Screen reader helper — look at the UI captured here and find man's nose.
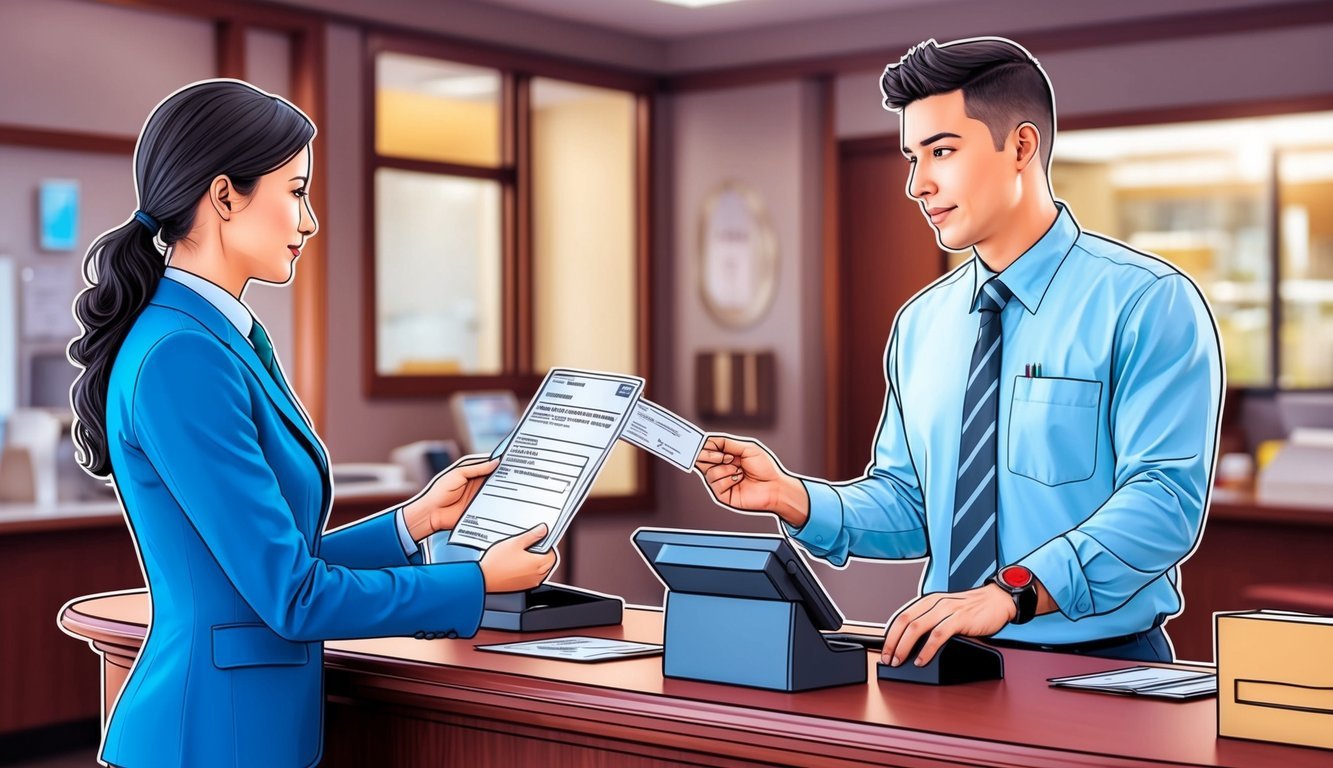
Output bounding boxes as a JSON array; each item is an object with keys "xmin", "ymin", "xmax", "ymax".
[{"xmin": 908, "ymin": 163, "xmax": 933, "ymax": 201}]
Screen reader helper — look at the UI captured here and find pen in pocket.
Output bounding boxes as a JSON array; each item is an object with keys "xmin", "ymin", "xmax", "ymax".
[{"xmin": 1024, "ymin": 363, "xmax": 1042, "ymax": 378}]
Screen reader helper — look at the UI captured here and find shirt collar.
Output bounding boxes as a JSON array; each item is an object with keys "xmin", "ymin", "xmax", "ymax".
[
  {"xmin": 969, "ymin": 203, "xmax": 1079, "ymax": 315},
  {"xmin": 162, "ymin": 266, "xmax": 255, "ymax": 341}
]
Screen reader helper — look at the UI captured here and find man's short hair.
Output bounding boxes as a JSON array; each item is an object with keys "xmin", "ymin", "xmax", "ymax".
[{"xmin": 881, "ymin": 37, "xmax": 1055, "ymax": 169}]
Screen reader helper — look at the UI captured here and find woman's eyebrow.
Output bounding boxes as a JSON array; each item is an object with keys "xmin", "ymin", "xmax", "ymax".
[{"xmin": 289, "ymin": 175, "xmax": 308, "ymax": 183}]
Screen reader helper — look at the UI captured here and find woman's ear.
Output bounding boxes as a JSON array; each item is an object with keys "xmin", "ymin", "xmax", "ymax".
[{"xmin": 208, "ymin": 175, "xmax": 233, "ymax": 221}]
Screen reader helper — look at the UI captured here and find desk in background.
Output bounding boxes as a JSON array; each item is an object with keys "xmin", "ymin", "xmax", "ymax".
[
  {"xmin": 61, "ymin": 590, "xmax": 1331, "ymax": 768},
  {"xmin": 1173, "ymin": 490, "xmax": 1333, "ymax": 661}
]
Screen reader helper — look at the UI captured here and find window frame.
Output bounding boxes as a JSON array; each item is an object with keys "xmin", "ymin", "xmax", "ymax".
[{"xmin": 361, "ymin": 32, "xmax": 657, "ymax": 510}]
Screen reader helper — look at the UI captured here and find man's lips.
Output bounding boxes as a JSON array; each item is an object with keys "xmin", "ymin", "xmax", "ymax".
[{"xmin": 927, "ymin": 206, "xmax": 955, "ymax": 224}]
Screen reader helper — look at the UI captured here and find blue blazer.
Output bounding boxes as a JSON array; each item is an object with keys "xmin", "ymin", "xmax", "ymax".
[{"xmin": 100, "ymin": 279, "xmax": 484, "ymax": 768}]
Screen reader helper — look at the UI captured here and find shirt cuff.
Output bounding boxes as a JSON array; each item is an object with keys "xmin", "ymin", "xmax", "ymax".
[
  {"xmin": 783, "ymin": 480, "xmax": 843, "ymax": 557},
  {"xmin": 394, "ymin": 507, "xmax": 420, "ymax": 559},
  {"xmin": 1018, "ymin": 532, "xmax": 1094, "ymax": 620}
]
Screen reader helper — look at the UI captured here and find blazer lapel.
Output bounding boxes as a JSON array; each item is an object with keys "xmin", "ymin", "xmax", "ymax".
[{"xmin": 149, "ymin": 279, "xmax": 329, "ymax": 472}]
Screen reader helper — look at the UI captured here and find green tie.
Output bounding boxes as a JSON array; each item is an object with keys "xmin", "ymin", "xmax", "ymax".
[{"xmin": 247, "ymin": 321, "xmax": 280, "ymax": 381}]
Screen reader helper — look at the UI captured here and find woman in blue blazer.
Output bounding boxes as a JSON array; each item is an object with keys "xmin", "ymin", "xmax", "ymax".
[{"xmin": 68, "ymin": 80, "xmax": 556, "ymax": 768}]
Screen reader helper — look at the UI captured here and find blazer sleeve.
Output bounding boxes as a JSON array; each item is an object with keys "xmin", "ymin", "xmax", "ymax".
[
  {"xmin": 319, "ymin": 510, "xmax": 423, "ymax": 569},
  {"xmin": 129, "ymin": 330, "xmax": 483, "ymax": 642}
]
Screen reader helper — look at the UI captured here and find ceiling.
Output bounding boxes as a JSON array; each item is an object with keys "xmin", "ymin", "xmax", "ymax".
[{"xmin": 469, "ymin": 0, "xmax": 941, "ymax": 39}]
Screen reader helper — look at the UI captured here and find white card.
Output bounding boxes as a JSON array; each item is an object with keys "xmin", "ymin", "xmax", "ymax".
[{"xmin": 622, "ymin": 398, "xmax": 706, "ymax": 472}]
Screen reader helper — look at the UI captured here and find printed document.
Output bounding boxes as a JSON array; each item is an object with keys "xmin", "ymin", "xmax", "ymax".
[{"xmin": 449, "ymin": 369, "xmax": 644, "ymax": 553}]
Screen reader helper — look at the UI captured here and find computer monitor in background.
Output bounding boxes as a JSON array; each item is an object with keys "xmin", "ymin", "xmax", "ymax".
[{"xmin": 449, "ymin": 390, "xmax": 520, "ymax": 455}]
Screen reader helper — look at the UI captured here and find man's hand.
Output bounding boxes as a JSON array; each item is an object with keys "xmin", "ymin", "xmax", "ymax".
[
  {"xmin": 881, "ymin": 585, "xmax": 1017, "ymax": 667},
  {"xmin": 693, "ymin": 435, "xmax": 809, "ymax": 528},
  {"xmin": 402, "ymin": 456, "xmax": 500, "ymax": 541}
]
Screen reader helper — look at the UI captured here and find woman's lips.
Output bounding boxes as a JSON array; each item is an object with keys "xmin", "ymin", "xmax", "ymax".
[{"xmin": 289, "ymin": 246, "xmax": 301, "ymax": 258}]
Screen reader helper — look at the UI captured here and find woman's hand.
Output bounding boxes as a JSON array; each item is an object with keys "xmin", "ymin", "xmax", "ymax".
[
  {"xmin": 479, "ymin": 524, "xmax": 558, "ymax": 593},
  {"xmin": 402, "ymin": 456, "xmax": 500, "ymax": 542}
]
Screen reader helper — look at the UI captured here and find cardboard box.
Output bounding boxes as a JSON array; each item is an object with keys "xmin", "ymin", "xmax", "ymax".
[{"xmin": 1217, "ymin": 610, "xmax": 1333, "ymax": 751}]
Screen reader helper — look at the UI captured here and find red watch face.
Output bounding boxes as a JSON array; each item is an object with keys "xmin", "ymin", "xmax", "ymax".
[{"xmin": 1000, "ymin": 565, "xmax": 1033, "ymax": 589}]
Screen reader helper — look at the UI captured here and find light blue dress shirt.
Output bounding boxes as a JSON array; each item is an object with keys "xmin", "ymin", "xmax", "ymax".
[
  {"xmin": 790, "ymin": 205, "xmax": 1223, "ymax": 644},
  {"xmin": 162, "ymin": 267, "xmax": 419, "ymax": 558}
]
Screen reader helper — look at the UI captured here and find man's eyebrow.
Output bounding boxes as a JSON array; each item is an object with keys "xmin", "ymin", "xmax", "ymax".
[{"xmin": 917, "ymin": 131, "xmax": 961, "ymax": 147}]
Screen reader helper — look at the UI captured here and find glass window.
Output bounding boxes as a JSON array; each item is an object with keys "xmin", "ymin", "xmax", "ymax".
[
  {"xmin": 530, "ymin": 78, "xmax": 639, "ymax": 496},
  {"xmin": 375, "ymin": 53, "xmax": 501, "ymax": 167},
  {"xmin": 374, "ymin": 169, "xmax": 502, "ymax": 376},
  {"xmin": 1279, "ymin": 147, "xmax": 1333, "ymax": 388},
  {"xmin": 1055, "ymin": 112, "xmax": 1333, "ymax": 390}
]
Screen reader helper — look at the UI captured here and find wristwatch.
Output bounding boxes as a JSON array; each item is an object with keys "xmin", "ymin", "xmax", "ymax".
[{"xmin": 992, "ymin": 565, "xmax": 1038, "ymax": 625}]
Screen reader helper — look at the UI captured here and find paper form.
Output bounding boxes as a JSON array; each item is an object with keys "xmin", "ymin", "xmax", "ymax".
[
  {"xmin": 475, "ymin": 636, "xmax": 663, "ymax": 662},
  {"xmin": 449, "ymin": 368, "xmax": 644, "ymax": 553}
]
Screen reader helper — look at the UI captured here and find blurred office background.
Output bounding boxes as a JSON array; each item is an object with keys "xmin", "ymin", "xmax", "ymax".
[{"xmin": 1, "ymin": 0, "xmax": 1331, "ymax": 763}]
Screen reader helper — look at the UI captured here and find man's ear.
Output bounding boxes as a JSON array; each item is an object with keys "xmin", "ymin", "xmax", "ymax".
[
  {"xmin": 208, "ymin": 175, "xmax": 233, "ymax": 221},
  {"xmin": 1014, "ymin": 122, "xmax": 1041, "ymax": 172}
]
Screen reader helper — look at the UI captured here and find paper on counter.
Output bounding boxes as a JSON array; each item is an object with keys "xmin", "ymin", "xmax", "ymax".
[
  {"xmin": 621, "ymin": 398, "xmax": 706, "ymax": 472},
  {"xmin": 1048, "ymin": 665, "xmax": 1216, "ymax": 700},
  {"xmin": 475, "ymin": 636, "xmax": 663, "ymax": 662}
]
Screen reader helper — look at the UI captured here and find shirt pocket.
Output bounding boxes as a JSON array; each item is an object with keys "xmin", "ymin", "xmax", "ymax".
[{"xmin": 1007, "ymin": 376, "xmax": 1102, "ymax": 486}]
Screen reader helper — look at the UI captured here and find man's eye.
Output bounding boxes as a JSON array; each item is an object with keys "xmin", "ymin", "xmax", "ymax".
[{"xmin": 932, "ymin": 147, "xmax": 954, "ymax": 158}]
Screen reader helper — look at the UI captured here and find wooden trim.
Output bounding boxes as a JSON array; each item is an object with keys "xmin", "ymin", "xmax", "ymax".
[
  {"xmin": 362, "ymin": 30, "xmax": 381, "ymax": 400},
  {"xmin": 0, "ymin": 124, "xmax": 136, "ymax": 155},
  {"xmin": 291, "ymin": 22, "xmax": 328, "ymax": 433},
  {"xmin": 215, "ymin": 18, "xmax": 246, "ymax": 79},
  {"xmin": 665, "ymin": 0, "xmax": 1333, "ymax": 92},
  {"xmin": 633, "ymin": 91, "xmax": 656, "ymax": 512},
  {"xmin": 818, "ymin": 76, "xmax": 842, "ymax": 479},
  {"xmin": 501, "ymin": 73, "xmax": 520, "ymax": 373},
  {"xmin": 368, "ymin": 30, "xmax": 657, "ymax": 94},
  {"xmin": 513, "ymin": 75, "xmax": 534, "ymax": 374},
  {"xmin": 374, "ymin": 155, "xmax": 514, "ymax": 183}
]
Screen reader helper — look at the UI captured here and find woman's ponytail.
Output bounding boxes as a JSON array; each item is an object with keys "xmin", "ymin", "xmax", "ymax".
[{"xmin": 69, "ymin": 218, "xmax": 166, "ymax": 476}]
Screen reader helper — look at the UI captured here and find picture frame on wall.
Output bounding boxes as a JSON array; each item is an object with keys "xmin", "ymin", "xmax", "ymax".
[{"xmin": 38, "ymin": 179, "xmax": 79, "ymax": 252}]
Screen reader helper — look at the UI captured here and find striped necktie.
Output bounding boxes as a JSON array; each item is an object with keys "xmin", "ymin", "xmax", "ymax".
[{"xmin": 948, "ymin": 277, "xmax": 1012, "ymax": 591}]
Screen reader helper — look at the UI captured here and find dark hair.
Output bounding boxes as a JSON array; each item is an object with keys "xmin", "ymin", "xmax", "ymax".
[
  {"xmin": 880, "ymin": 37, "xmax": 1055, "ymax": 169},
  {"xmin": 69, "ymin": 80, "xmax": 315, "ymax": 477}
]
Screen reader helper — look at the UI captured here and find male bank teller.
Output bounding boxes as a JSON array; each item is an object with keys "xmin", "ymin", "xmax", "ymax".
[{"xmin": 694, "ymin": 37, "xmax": 1222, "ymax": 669}]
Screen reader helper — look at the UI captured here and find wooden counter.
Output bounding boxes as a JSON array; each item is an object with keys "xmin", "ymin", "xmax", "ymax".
[
  {"xmin": 0, "ymin": 488, "xmax": 407, "ymax": 741},
  {"xmin": 60, "ymin": 590, "xmax": 1332, "ymax": 768}
]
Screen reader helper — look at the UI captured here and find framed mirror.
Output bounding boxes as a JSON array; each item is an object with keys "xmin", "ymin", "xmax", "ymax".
[{"xmin": 698, "ymin": 181, "xmax": 778, "ymax": 328}]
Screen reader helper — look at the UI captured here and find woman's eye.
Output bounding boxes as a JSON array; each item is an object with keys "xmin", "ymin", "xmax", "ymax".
[{"xmin": 293, "ymin": 189, "xmax": 308, "ymax": 198}]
